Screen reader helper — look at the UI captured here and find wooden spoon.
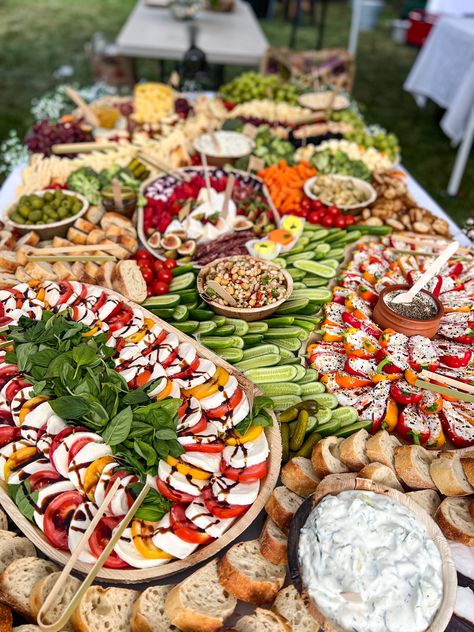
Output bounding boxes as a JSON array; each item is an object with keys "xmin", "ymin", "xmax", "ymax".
[
  {"xmin": 65, "ymin": 87, "xmax": 100, "ymax": 128},
  {"xmin": 206, "ymin": 280, "xmax": 237, "ymax": 306}
]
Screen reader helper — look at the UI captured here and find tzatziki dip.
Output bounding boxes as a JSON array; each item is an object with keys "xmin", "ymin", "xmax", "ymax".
[
  {"xmin": 194, "ymin": 131, "xmax": 254, "ymax": 158},
  {"xmin": 298, "ymin": 490, "xmax": 443, "ymax": 632}
]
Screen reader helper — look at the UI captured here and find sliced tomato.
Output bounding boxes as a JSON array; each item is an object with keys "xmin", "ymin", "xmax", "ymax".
[
  {"xmin": 132, "ymin": 369, "xmax": 152, "ymax": 389},
  {"xmin": 67, "ymin": 437, "xmax": 94, "ymax": 465},
  {"xmin": 49, "ymin": 426, "xmax": 87, "ymax": 471},
  {"xmin": 0, "ymin": 425, "xmax": 21, "ymax": 448},
  {"xmin": 180, "ymin": 415, "xmax": 207, "ymax": 436},
  {"xmin": 91, "ymin": 292, "xmax": 110, "ymax": 314},
  {"xmin": 0, "ymin": 366, "xmax": 18, "ymax": 390},
  {"xmin": 170, "ymin": 504, "xmax": 214, "ymax": 545},
  {"xmin": 184, "ymin": 440, "xmax": 225, "ymax": 453},
  {"xmin": 206, "ymin": 388, "xmax": 243, "ymax": 419},
  {"xmin": 56, "ymin": 281, "xmax": 74, "ymax": 305},
  {"xmin": 220, "ymin": 459, "xmax": 268, "ymax": 483},
  {"xmin": 44, "ymin": 490, "xmax": 84, "ymax": 550},
  {"xmin": 29, "ymin": 469, "xmax": 62, "ymax": 491},
  {"xmin": 107, "ymin": 307, "xmax": 134, "ymax": 332},
  {"xmin": 0, "ymin": 410, "xmax": 13, "ymax": 426},
  {"xmin": 161, "ymin": 349, "xmax": 178, "ymax": 369},
  {"xmin": 4, "ymin": 378, "xmax": 30, "ymax": 402},
  {"xmin": 156, "ymin": 477, "xmax": 195, "ymax": 504},
  {"xmin": 171, "ymin": 356, "xmax": 200, "ymax": 380},
  {"xmin": 89, "ymin": 516, "xmax": 129, "ymax": 568},
  {"xmin": 201, "ymin": 485, "xmax": 249, "ymax": 519}
]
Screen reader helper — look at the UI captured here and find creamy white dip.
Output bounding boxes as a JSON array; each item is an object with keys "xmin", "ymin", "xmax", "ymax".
[
  {"xmin": 298, "ymin": 490, "xmax": 443, "ymax": 632},
  {"xmin": 194, "ymin": 131, "xmax": 254, "ymax": 158}
]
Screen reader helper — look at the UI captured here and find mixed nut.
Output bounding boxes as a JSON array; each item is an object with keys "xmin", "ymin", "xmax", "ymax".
[{"xmin": 309, "ymin": 174, "xmax": 372, "ymax": 208}]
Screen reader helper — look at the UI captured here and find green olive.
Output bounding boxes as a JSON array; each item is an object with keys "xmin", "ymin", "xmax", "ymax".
[
  {"xmin": 50, "ymin": 199, "xmax": 60, "ymax": 209},
  {"xmin": 30, "ymin": 197, "xmax": 44, "ymax": 209},
  {"xmin": 18, "ymin": 206, "xmax": 30, "ymax": 218},
  {"xmin": 57, "ymin": 207, "xmax": 69, "ymax": 219},
  {"xmin": 43, "ymin": 192, "xmax": 54, "ymax": 202},
  {"xmin": 29, "ymin": 210, "xmax": 43, "ymax": 222},
  {"xmin": 11, "ymin": 212, "xmax": 24, "ymax": 223}
]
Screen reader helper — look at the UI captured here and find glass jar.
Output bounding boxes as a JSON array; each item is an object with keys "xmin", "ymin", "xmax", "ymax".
[{"xmin": 101, "ymin": 186, "xmax": 137, "ymax": 218}]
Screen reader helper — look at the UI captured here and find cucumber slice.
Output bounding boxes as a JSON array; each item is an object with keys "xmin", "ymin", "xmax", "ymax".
[
  {"xmin": 169, "ymin": 272, "xmax": 196, "ymax": 291},
  {"xmin": 300, "ymin": 381, "xmax": 326, "ymax": 396},
  {"xmin": 325, "ymin": 229, "xmax": 347, "ymax": 243},
  {"xmin": 293, "ymin": 260, "xmax": 337, "ymax": 279},
  {"xmin": 278, "ymin": 356, "xmax": 301, "ymax": 365},
  {"xmin": 291, "ymin": 288, "xmax": 332, "ymax": 303},
  {"xmin": 246, "ymin": 322, "xmax": 269, "ymax": 334},
  {"xmin": 195, "ymin": 321, "xmax": 217, "ymax": 335},
  {"xmin": 304, "ymin": 277, "xmax": 330, "ymax": 288},
  {"xmin": 273, "ymin": 257, "xmax": 287, "ymax": 268},
  {"xmin": 327, "ymin": 248, "xmax": 345, "ymax": 258},
  {"xmin": 259, "ymin": 382, "xmax": 302, "ymax": 397},
  {"xmin": 292, "ymin": 282, "xmax": 307, "ymax": 290},
  {"xmin": 263, "ymin": 316, "xmax": 295, "ymax": 327},
  {"xmin": 223, "ymin": 318, "xmax": 249, "ymax": 337},
  {"xmin": 313, "ymin": 393, "xmax": 339, "ymax": 409},
  {"xmin": 313, "ymin": 243, "xmax": 331, "ymax": 257},
  {"xmin": 211, "ymin": 315, "xmax": 227, "ymax": 327},
  {"xmin": 149, "ymin": 308, "xmax": 175, "ymax": 319},
  {"xmin": 293, "ymin": 364, "xmax": 306, "ymax": 381},
  {"xmin": 296, "ymin": 301, "xmax": 322, "ymax": 315},
  {"xmin": 199, "ymin": 335, "xmax": 236, "ymax": 349},
  {"xmin": 276, "ymin": 298, "xmax": 309, "ymax": 314},
  {"xmin": 330, "ymin": 231, "xmax": 362, "ymax": 247},
  {"xmin": 143, "ymin": 294, "xmax": 181, "ymax": 309},
  {"xmin": 172, "ymin": 320, "xmax": 199, "ymax": 334},
  {"xmin": 271, "ymin": 395, "xmax": 302, "ymax": 411},
  {"xmin": 242, "ymin": 334, "xmax": 264, "ymax": 347},
  {"xmin": 303, "ymin": 227, "xmax": 329, "ymax": 238},
  {"xmin": 172, "ymin": 305, "xmax": 189, "ymax": 322},
  {"xmin": 235, "ymin": 353, "xmax": 280, "ymax": 372},
  {"xmin": 171, "ymin": 263, "xmax": 195, "ymax": 277},
  {"xmin": 241, "ymin": 343, "xmax": 279, "ymax": 360},
  {"xmin": 264, "ymin": 326, "xmax": 302, "ymax": 339},
  {"xmin": 245, "ymin": 365, "xmax": 298, "ymax": 384},
  {"xmin": 293, "ymin": 318, "xmax": 317, "ymax": 331},
  {"xmin": 287, "ymin": 268, "xmax": 306, "ymax": 281},
  {"xmin": 277, "ymin": 346, "xmax": 295, "ymax": 360},
  {"xmin": 272, "ymin": 338, "xmax": 301, "ymax": 352},
  {"xmin": 330, "ymin": 406, "xmax": 359, "ymax": 426},
  {"xmin": 286, "ymin": 251, "xmax": 316, "ymax": 264},
  {"xmin": 316, "ymin": 408, "xmax": 332, "ymax": 424},
  {"xmin": 189, "ymin": 309, "xmax": 215, "ymax": 321},
  {"xmin": 322, "ymin": 259, "xmax": 340, "ymax": 269},
  {"xmin": 214, "ymin": 324, "xmax": 236, "ymax": 336},
  {"xmin": 316, "ymin": 419, "xmax": 342, "ymax": 437},
  {"xmin": 294, "ymin": 236, "xmax": 310, "ymax": 248},
  {"xmin": 219, "ymin": 347, "xmax": 244, "ymax": 363},
  {"xmin": 297, "ymin": 368, "xmax": 319, "ymax": 384},
  {"xmin": 283, "ymin": 245, "xmax": 305, "ymax": 256},
  {"xmin": 335, "ymin": 419, "xmax": 372, "ymax": 437},
  {"xmin": 178, "ymin": 291, "xmax": 199, "ymax": 304}
]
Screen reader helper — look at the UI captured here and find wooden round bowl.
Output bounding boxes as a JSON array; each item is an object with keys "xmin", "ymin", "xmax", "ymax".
[
  {"xmin": 197, "ymin": 255, "xmax": 294, "ymax": 322},
  {"xmin": 0, "ymin": 285, "xmax": 282, "ymax": 583},
  {"xmin": 193, "ymin": 131, "xmax": 255, "ymax": 168},
  {"xmin": 373, "ymin": 284, "xmax": 444, "ymax": 339},
  {"xmin": 288, "ymin": 477, "xmax": 457, "ymax": 632},
  {"xmin": 304, "ymin": 174, "xmax": 377, "ymax": 215}
]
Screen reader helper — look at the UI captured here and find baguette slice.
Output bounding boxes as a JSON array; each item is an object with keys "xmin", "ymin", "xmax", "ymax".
[
  {"xmin": 232, "ymin": 609, "xmax": 290, "ymax": 632},
  {"xmin": 66, "ymin": 227, "xmax": 87, "ymax": 245},
  {"xmin": 131, "ymin": 585, "xmax": 177, "ymax": 632},
  {"xmin": 14, "ymin": 266, "xmax": 31, "ymax": 283},
  {"xmin": 0, "ymin": 509, "xmax": 7, "ymax": 531},
  {"xmin": 71, "ymin": 587, "xmax": 138, "ymax": 632},
  {"xmin": 86, "ymin": 228, "xmax": 106, "ymax": 245},
  {"xmin": 217, "ymin": 540, "xmax": 286, "ymax": 606},
  {"xmin": 281, "ymin": 456, "xmax": 319, "ymax": 498},
  {"xmin": 265, "ymin": 486, "xmax": 303, "ymax": 534},
  {"xmin": 84, "ymin": 261, "xmax": 99, "ymax": 279},
  {"xmin": 394, "ymin": 445, "xmax": 437, "ymax": 490},
  {"xmin": 112, "ymin": 260, "xmax": 147, "ymax": 303},
  {"xmin": 85, "ymin": 205, "xmax": 104, "ymax": 226},
  {"xmin": 435, "ymin": 497, "xmax": 474, "ymax": 546},
  {"xmin": 13, "ymin": 627, "xmax": 41, "ymax": 632},
  {"xmin": 0, "ymin": 604, "xmax": 12, "ymax": 632},
  {"xmin": 0, "ymin": 557, "xmax": 58, "ymax": 620},
  {"xmin": 96, "ymin": 261, "xmax": 115, "ymax": 289},
  {"xmin": 339, "ymin": 429, "xmax": 370, "ymax": 471},
  {"xmin": 0, "ymin": 251, "xmax": 18, "ymax": 273},
  {"xmin": 101, "ymin": 212, "xmax": 135, "ymax": 234},
  {"xmin": 358, "ymin": 462, "xmax": 403, "ymax": 492},
  {"xmin": 406, "ymin": 490, "xmax": 441, "ymax": 516},
  {"xmin": 461, "ymin": 457, "xmax": 474, "ymax": 487},
  {"xmin": 0, "ymin": 538, "xmax": 36, "ymax": 573},
  {"xmin": 29, "ymin": 571, "xmax": 79, "ymax": 630},
  {"xmin": 52, "ymin": 261, "xmax": 74, "ymax": 281},
  {"xmin": 16, "ymin": 231, "xmax": 40, "ymax": 248},
  {"xmin": 74, "ymin": 218, "xmax": 97, "ymax": 234},
  {"xmin": 165, "ymin": 559, "xmax": 236, "ymax": 632},
  {"xmin": 311, "ymin": 436, "xmax": 349, "ymax": 479},
  {"xmin": 24, "ymin": 261, "xmax": 56, "ymax": 282},
  {"xmin": 0, "ymin": 531, "xmax": 15, "ymax": 541},
  {"xmin": 316, "ymin": 472, "xmax": 357, "ymax": 496},
  {"xmin": 0, "ymin": 273, "xmax": 18, "ymax": 290},
  {"xmin": 430, "ymin": 452, "xmax": 474, "ymax": 496},
  {"xmin": 366, "ymin": 430, "xmax": 401, "ymax": 470},
  {"xmin": 273, "ymin": 585, "xmax": 318, "ymax": 632},
  {"xmin": 259, "ymin": 517, "xmax": 288, "ymax": 565}
]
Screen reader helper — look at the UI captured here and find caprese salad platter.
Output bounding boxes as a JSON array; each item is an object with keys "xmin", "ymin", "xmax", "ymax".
[
  {"xmin": 0, "ymin": 280, "xmax": 281, "ymax": 582},
  {"xmin": 307, "ymin": 233, "xmax": 474, "ymax": 450}
]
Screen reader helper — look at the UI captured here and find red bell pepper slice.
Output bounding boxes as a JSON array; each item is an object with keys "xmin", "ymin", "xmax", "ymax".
[
  {"xmin": 408, "ymin": 336, "xmax": 439, "ymax": 372},
  {"xmin": 341, "ymin": 312, "xmax": 381, "ymax": 338},
  {"xmin": 435, "ymin": 340, "xmax": 472, "ymax": 369},
  {"xmin": 397, "ymin": 404, "xmax": 431, "ymax": 445},
  {"xmin": 358, "ymin": 380, "xmax": 391, "ymax": 433},
  {"xmin": 390, "ymin": 381, "xmax": 423, "ymax": 405},
  {"xmin": 439, "ymin": 400, "xmax": 474, "ymax": 448}
]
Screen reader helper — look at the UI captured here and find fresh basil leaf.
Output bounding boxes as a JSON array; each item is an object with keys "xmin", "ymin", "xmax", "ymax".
[
  {"xmin": 102, "ymin": 406, "xmax": 133, "ymax": 446},
  {"xmin": 154, "ymin": 428, "xmax": 177, "ymax": 441},
  {"xmin": 3, "ymin": 350, "xmax": 16, "ymax": 365},
  {"xmin": 122, "ymin": 388, "xmax": 150, "ymax": 406},
  {"xmin": 32, "ymin": 347, "xmax": 57, "ymax": 369},
  {"xmin": 15, "ymin": 483, "xmax": 38, "ymax": 522},
  {"xmin": 7, "ymin": 483, "xmax": 20, "ymax": 502},
  {"xmin": 16, "ymin": 342, "xmax": 37, "ymax": 372},
  {"xmin": 72, "ymin": 344, "xmax": 98, "ymax": 369},
  {"xmin": 129, "ymin": 486, "xmax": 171, "ymax": 522},
  {"xmin": 50, "ymin": 395, "xmax": 90, "ymax": 420},
  {"xmin": 134, "ymin": 439, "xmax": 157, "ymax": 466},
  {"xmin": 32, "ymin": 380, "xmax": 48, "ymax": 397},
  {"xmin": 167, "ymin": 439, "xmax": 185, "ymax": 458}
]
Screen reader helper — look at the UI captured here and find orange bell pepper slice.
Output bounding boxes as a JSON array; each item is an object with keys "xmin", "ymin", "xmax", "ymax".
[{"xmin": 381, "ymin": 397, "xmax": 398, "ymax": 432}]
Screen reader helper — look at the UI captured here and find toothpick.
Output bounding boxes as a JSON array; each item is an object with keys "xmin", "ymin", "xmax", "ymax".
[
  {"xmin": 221, "ymin": 174, "xmax": 235, "ymax": 220},
  {"xmin": 200, "ymin": 153, "xmax": 213, "ymax": 208},
  {"xmin": 420, "ymin": 370, "xmax": 474, "ymax": 395},
  {"xmin": 65, "ymin": 87, "xmax": 100, "ymax": 128}
]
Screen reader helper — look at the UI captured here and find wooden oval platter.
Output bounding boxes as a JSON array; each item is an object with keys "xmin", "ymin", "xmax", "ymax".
[
  {"xmin": 0, "ymin": 283, "xmax": 281, "ymax": 583},
  {"xmin": 288, "ymin": 477, "xmax": 457, "ymax": 632}
]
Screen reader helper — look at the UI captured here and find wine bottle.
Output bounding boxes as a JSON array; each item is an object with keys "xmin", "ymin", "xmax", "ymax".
[{"xmin": 181, "ymin": 25, "xmax": 208, "ymax": 91}]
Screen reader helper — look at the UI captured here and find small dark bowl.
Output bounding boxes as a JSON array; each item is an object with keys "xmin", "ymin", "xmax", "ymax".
[{"xmin": 373, "ymin": 284, "xmax": 444, "ymax": 339}]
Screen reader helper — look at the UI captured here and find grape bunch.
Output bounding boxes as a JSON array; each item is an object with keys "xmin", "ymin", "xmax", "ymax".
[
  {"xmin": 24, "ymin": 120, "xmax": 93, "ymax": 157},
  {"xmin": 332, "ymin": 110, "xmax": 400, "ymax": 162},
  {"xmin": 219, "ymin": 72, "xmax": 299, "ymax": 105}
]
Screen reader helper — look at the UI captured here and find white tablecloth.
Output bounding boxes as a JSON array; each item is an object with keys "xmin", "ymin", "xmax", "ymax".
[
  {"xmin": 426, "ymin": 0, "xmax": 474, "ymax": 17},
  {"xmin": 404, "ymin": 17, "xmax": 474, "ymax": 145}
]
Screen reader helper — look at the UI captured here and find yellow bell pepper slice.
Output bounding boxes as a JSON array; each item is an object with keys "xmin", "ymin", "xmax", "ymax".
[
  {"xmin": 226, "ymin": 425, "xmax": 263, "ymax": 446},
  {"xmin": 183, "ymin": 367, "xmax": 229, "ymax": 399},
  {"xmin": 4, "ymin": 446, "xmax": 37, "ymax": 480},
  {"xmin": 83, "ymin": 456, "xmax": 115, "ymax": 501},
  {"xmin": 155, "ymin": 379, "xmax": 173, "ymax": 401},
  {"xmin": 131, "ymin": 520, "xmax": 173, "ymax": 559},
  {"xmin": 19, "ymin": 396, "xmax": 49, "ymax": 425},
  {"xmin": 381, "ymin": 397, "xmax": 398, "ymax": 432},
  {"xmin": 166, "ymin": 455, "xmax": 211, "ymax": 480},
  {"xmin": 128, "ymin": 318, "xmax": 155, "ymax": 343}
]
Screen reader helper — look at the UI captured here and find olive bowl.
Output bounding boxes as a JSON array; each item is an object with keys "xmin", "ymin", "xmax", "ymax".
[{"xmin": 6, "ymin": 189, "xmax": 89, "ymax": 239}]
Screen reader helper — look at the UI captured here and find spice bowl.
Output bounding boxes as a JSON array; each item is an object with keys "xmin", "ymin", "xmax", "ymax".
[
  {"xmin": 373, "ymin": 284, "xmax": 444, "ymax": 339},
  {"xmin": 197, "ymin": 254, "xmax": 293, "ymax": 322},
  {"xmin": 288, "ymin": 476, "xmax": 457, "ymax": 632}
]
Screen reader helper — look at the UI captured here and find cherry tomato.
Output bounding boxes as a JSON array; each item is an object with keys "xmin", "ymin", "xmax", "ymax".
[
  {"xmin": 140, "ymin": 267, "xmax": 154, "ymax": 283},
  {"xmin": 153, "ymin": 260, "xmax": 164, "ymax": 273},
  {"xmin": 300, "ymin": 198, "xmax": 311, "ymax": 212},
  {"xmin": 321, "ymin": 215, "xmax": 335, "ymax": 228},
  {"xmin": 310, "ymin": 199, "xmax": 325, "ymax": 212},
  {"xmin": 29, "ymin": 469, "xmax": 62, "ymax": 491},
  {"xmin": 327, "ymin": 205, "xmax": 340, "ymax": 216},
  {"xmin": 157, "ymin": 268, "xmax": 173, "ymax": 284},
  {"xmin": 299, "ymin": 208, "xmax": 308, "ymax": 219},
  {"xmin": 308, "ymin": 211, "xmax": 322, "ymax": 225},
  {"xmin": 137, "ymin": 259, "xmax": 153, "ymax": 271},
  {"xmin": 152, "ymin": 281, "xmax": 169, "ymax": 296},
  {"xmin": 163, "ymin": 258, "xmax": 177, "ymax": 270},
  {"xmin": 345, "ymin": 215, "xmax": 356, "ymax": 225},
  {"xmin": 136, "ymin": 249, "xmax": 154, "ymax": 262},
  {"xmin": 335, "ymin": 215, "xmax": 347, "ymax": 228},
  {"xmin": 0, "ymin": 425, "xmax": 21, "ymax": 448},
  {"xmin": 44, "ymin": 490, "xmax": 84, "ymax": 550},
  {"xmin": 170, "ymin": 505, "xmax": 213, "ymax": 544},
  {"xmin": 89, "ymin": 516, "xmax": 129, "ymax": 568},
  {"xmin": 220, "ymin": 459, "xmax": 268, "ymax": 483},
  {"xmin": 201, "ymin": 485, "xmax": 250, "ymax": 519},
  {"xmin": 156, "ymin": 477, "xmax": 195, "ymax": 503}
]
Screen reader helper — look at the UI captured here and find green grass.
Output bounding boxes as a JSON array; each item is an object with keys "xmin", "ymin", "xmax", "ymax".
[{"xmin": 0, "ymin": 0, "xmax": 471, "ymax": 224}]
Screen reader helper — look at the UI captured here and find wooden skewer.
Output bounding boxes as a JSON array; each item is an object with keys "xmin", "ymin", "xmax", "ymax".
[
  {"xmin": 37, "ymin": 481, "xmax": 150, "ymax": 632},
  {"xmin": 27, "ymin": 255, "xmax": 116, "ymax": 263},
  {"xmin": 420, "ymin": 370, "xmax": 474, "ymax": 395},
  {"xmin": 415, "ymin": 379, "xmax": 474, "ymax": 404},
  {"xmin": 138, "ymin": 151, "xmax": 190, "ymax": 182},
  {"xmin": 27, "ymin": 244, "xmax": 124, "ymax": 256},
  {"xmin": 208, "ymin": 125, "xmax": 221, "ymax": 153},
  {"xmin": 200, "ymin": 154, "xmax": 213, "ymax": 207},
  {"xmin": 51, "ymin": 142, "xmax": 118, "ymax": 155},
  {"xmin": 65, "ymin": 87, "xmax": 101, "ymax": 128},
  {"xmin": 112, "ymin": 179, "xmax": 124, "ymax": 212},
  {"xmin": 206, "ymin": 279, "xmax": 237, "ymax": 307},
  {"xmin": 221, "ymin": 174, "xmax": 235, "ymax": 221}
]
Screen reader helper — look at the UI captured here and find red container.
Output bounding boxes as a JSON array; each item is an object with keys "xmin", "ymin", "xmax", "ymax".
[{"xmin": 407, "ymin": 10, "xmax": 438, "ymax": 47}]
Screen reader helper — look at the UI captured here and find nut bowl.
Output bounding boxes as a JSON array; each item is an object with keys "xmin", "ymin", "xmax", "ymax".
[{"xmin": 304, "ymin": 174, "xmax": 377, "ymax": 215}]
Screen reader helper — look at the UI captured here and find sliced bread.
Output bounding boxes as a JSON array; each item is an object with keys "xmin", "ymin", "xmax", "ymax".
[
  {"xmin": 0, "ymin": 538, "xmax": 35, "ymax": 574},
  {"xmin": 0, "ymin": 251, "xmax": 19, "ymax": 273},
  {"xmin": 430, "ymin": 452, "xmax": 474, "ymax": 496},
  {"xmin": 259, "ymin": 517, "xmax": 288, "ymax": 565},
  {"xmin": 316, "ymin": 472, "xmax": 357, "ymax": 496},
  {"xmin": 112, "ymin": 260, "xmax": 147, "ymax": 303},
  {"xmin": 281, "ymin": 456, "xmax": 319, "ymax": 498},
  {"xmin": 394, "ymin": 445, "xmax": 437, "ymax": 490},
  {"xmin": 131, "ymin": 585, "xmax": 178, "ymax": 632},
  {"xmin": 232, "ymin": 609, "xmax": 290, "ymax": 631},
  {"xmin": 24, "ymin": 261, "xmax": 56, "ymax": 282},
  {"xmin": 338, "ymin": 429, "xmax": 370, "ymax": 471},
  {"xmin": 358, "ymin": 462, "xmax": 404, "ymax": 492},
  {"xmin": 461, "ymin": 457, "xmax": 474, "ymax": 487},
  {"xmin": 311, "ymin": 437, "xmax": 349, "ymax": 479},
  {"xmin": 0, "ymin": 531, "xmax": 15, "ymax": 541},
  {"xmin": 13, "ymin": 627, "xmax": 41, "ymax": 632},
  {"xmin": 29, "ymin": 571, "xmax": 79, "ymax": 630},
  {"xmin": 96, "ymin": 261, "xmax": 115, "ymax": 289},
  {"xmin": 165, "ymin": 559, "xmax": 236, "ymax": 632},
  {"xmin": 0, "ymin": 557, "xmax": 58, "ymax": 620},
  {"xmin": 0, "ymin": 604, "xmax": 12, "ymax": 632},
  {"xmin": 273, "ymin": 585, "xmax": 318, "ymax": 632},
  {"xmin": 101, "ymin": 212, "xmax": 136, "ymax": 234},
  {"xmin": 0, "ymin": 509, "xmax": 7, "ymax": 531},
  {"xmin": 406, "ymin": 490, "xmax": 442, "ymax": 516},
  {"xmin": 218, "ymin": 540, "xmax": 286, "ymax": 606},
  {"xmin": 366, "ymin": 430, "xmax": 401, "ymax": 470},
  {"xmin": 85, "ymin": 205, "xmax": 104, "ymax": 226},
  {"xmin": 71, "ymin": 587, "xmax": 138, "ymax": 632},
  {"xmin": 265, "ymin": 486, "xmax": 304, "ymax": 534},
  {"xmin": 435, "ymin": 497, "xmax": 474, "ymax": 546},
  {"xmin": 66, "ymin": 227, "xmax": 87, "ymax": 245},
  {"xmin": 0, "ymin": 273, "xmax": 18, "ymax": 290}
]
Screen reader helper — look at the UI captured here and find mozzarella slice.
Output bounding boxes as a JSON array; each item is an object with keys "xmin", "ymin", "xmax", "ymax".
[
  {"xmin": 176, "ymin": 359, "xmax": 217, "ymax": 389},
  {"xmin": 97, "ymin": 297, "xmax": 122, "ymax": 322},
  {"xmin": 178, "ymin": 422, "xmax": 219, "ymax": 447},
  {"xmin": 93, "ymin": 461, "xmax": 117, "ymax": 506},
  {"xmin": 157, "ymin": 460, "xmax": 206, "ymax": 497},
  {"xmin": 177, "ymin": 397, "xmax": 202, "ymax": 432},
  {"xmin": 63, "ymin": 304, "xmax": 96, "ymax": 326},
  {"xmin": 10, "ymin": 387, "xmax": 34, "ymax": 426},
  {"xmin": 158, "ymin": 333, "xmax": 180, "ymax": 365},
  {"xmin": 7, "ymin": 457, "xmax": 55, "ymax": 485},
  {"xmin": 20, "ymin": 401, "xmax": 55, "ymax": 443},
  {"xmin": 166, "ymin": 343, "xmax": 197, "ymax": 377},
  {"xmin": 117, "ymin": 356, "xmax": 148, "ymax": 384},
  {"xmin": 211, "ymin": 477, "xmax": 259, "ymax": 506},
  {"xmin": 68, "ymin": 442, "xmax": 113, "ymax": 490},
  {"xmin": 113, "ymin": 527, "xmax": 170, "ymax": 568},
  {"xmin": 83, "ymin": 286, "xmax": 104, "ymax": 310},
  {"xmin": 211, "ymin": 395, "xmax": 250, "ymax": 432},
  {"xmin": 151, "ymin": 513, "xmax": 198, "ymax": 559},
  {"xmin": 181, "ymin": 450, "xmax": 222, "ymax": 473},
  {"xmin": 109, "ymin": 474, "xmax": 136, "ymax": 516},
  {"xmin": 113, "ymin": 309, "xmax": 145, "ymax": 339},
  {"xmin": 147, "ymin": 377, "xmax": 168, "ymax": 398},
  {"xmin": 200, "ymin": 376, "xmax": 238, "ymax": 411},
  {"xmin": 34, "ymin": 481, "xmax": 75, "ymax": 531},
  {"xmin": 52, "ymin": 431, "xmax": 103, "ymax": 478},
  {"xmin": 185, "ymin": 499, "xmax": 234, "ymax": 538},
  {"xmin": 0, "ymin": 439, "xmax": 33, "ymax": 480},
  {"xmin": 137, "ymin": 324, "xmax": 164, "ymax": 352},
  {"xmin": 68, "ymin": 502, "xmax": 98, "ymax": 564},
  {"xmin": 114, "ymin": 343, "xmax": 142, "ymax": 367},
  {"xmin": 222, "ymin": 432, "xmax": 269, "ymax": 469},
  {"xmin": 0, "ymin": 290, "xmax": 19, "ymax": 312}
]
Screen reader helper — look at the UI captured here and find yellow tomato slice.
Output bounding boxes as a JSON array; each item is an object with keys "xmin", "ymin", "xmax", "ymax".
[
  {"xmin": 183, "ymin": 367, "xmax": 230, "ymax": 400},
  {"xmin": 155, "ymin": 379, "xmax": 173, "ymax": 401},
  {"xmin": 131, "ymin": 519, "xmax": 173, "ymax": 559},
  {"xmin": 83, "ymin": 456, "xmax": 115, "ymax": 501},
  {"xmin": 166, "ymin": 455, "xmax": 211, "ymax": 480},
  {"xmin": 4, "ymin": 447, "xmax": 38, "ymax": 480},
  {"xmin": 226, "ymin": 425, "xmax": 263, "ymax": 446},
  {"xmin": 19, "ymin": 396, "xmax": 49, "ymax": 425}
]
